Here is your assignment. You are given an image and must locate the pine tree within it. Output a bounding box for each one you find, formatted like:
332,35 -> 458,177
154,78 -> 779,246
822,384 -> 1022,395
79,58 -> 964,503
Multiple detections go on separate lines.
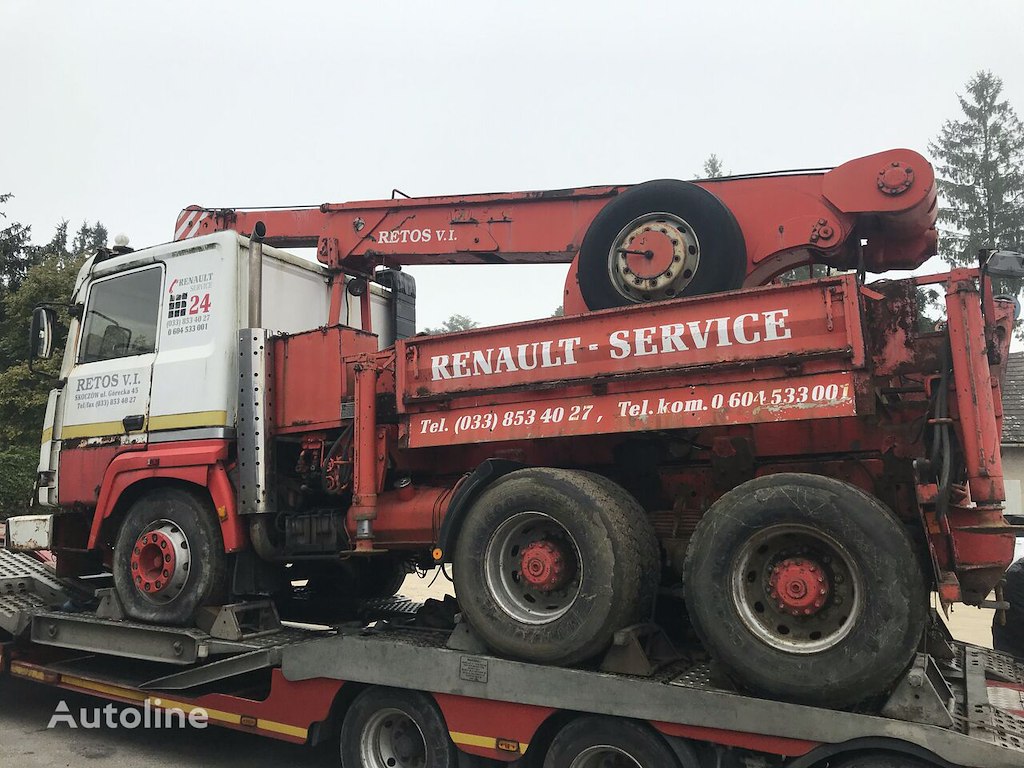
701,154 -> 725,178
0,194 -> 36,293
929,71 -> 1024,282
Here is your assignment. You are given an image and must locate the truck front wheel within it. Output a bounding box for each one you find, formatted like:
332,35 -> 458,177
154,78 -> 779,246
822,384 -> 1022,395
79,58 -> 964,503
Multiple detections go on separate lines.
453,468 -> 660,666
682,473 -> 927,708
112,486 -> 228,625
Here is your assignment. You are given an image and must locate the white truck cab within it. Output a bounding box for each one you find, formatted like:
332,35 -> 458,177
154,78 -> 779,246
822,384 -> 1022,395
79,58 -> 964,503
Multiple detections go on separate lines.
34,231 -> 397,508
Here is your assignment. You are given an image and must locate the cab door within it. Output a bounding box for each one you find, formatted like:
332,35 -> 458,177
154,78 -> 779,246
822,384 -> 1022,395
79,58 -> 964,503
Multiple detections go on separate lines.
56,265 -> 163,503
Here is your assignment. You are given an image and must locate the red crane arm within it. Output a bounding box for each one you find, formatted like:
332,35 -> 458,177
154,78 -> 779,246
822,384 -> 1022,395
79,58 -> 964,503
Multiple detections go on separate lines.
175,148 -> 936,281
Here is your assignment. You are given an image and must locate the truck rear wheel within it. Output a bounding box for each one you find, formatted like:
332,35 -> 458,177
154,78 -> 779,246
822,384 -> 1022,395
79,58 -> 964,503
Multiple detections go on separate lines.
543,716 -> 681,768
340,686 -> 457,768
453,468 -> 659,666
682,473 -> 927,708
578,180 -> 746,310
112,486 -> 228,626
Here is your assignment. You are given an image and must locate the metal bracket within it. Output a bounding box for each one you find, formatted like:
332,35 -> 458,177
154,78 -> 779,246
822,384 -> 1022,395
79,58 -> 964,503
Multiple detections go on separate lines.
94,587 -> 126,620
445,617 -> 489,654
881,653 -> 955,727
195,600 -> 281,641
600,623 -> 683,677
237,329 -> 276,515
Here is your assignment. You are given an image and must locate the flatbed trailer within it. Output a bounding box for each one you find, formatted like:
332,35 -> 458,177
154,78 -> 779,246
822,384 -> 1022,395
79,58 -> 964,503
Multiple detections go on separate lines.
2,550 -> 1024,768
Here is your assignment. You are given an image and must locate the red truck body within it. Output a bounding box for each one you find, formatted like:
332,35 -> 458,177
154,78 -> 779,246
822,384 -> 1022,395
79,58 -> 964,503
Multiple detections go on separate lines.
11,147 -> 1019,710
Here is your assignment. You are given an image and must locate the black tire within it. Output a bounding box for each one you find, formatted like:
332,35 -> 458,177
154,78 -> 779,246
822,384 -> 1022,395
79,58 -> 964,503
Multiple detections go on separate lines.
993,558 -> 1024,656
340,686 -> 457,768
832,751 -> 938,768
453,468 -> 660,666
543,716 -> 681,768
578,180 -> 746,310
354,555 -> 412,599
682,473 -> 927,708
112,486 -> 228,625
307,555 -> 411,600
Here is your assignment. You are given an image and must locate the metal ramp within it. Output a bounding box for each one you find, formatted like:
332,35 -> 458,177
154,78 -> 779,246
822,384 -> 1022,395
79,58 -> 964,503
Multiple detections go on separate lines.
0,549 -> 73,636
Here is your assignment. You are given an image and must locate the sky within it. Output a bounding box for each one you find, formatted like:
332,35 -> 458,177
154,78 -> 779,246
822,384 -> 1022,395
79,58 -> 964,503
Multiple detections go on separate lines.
2,0 -> 1024,330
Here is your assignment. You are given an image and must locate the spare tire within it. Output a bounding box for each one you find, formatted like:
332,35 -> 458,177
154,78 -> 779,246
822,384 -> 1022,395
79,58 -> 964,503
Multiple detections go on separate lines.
578,180 -> 746,310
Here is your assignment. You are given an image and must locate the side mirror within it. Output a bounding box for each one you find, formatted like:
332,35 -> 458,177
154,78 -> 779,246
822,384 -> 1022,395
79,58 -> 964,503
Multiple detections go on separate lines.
984,250 -> 1024,279
30,306 -> 56,361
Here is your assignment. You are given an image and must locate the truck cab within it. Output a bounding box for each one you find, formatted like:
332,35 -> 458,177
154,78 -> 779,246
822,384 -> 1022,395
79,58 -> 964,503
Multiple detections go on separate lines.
28,232 -> 402,568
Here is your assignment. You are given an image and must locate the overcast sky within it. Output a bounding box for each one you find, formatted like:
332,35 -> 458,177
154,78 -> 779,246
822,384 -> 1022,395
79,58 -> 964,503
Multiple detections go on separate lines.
3,0 -> 1023,330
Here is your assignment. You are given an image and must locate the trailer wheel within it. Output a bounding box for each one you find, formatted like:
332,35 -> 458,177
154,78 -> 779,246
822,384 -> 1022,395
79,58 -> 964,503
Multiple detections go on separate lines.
682,474 -> 927,708
578,180 -> 746,310
453,468 -> 660,666
112,486 -> 228,625
340,687 -> 457,768
543,716 -> 681,768
832,751 -> 938,768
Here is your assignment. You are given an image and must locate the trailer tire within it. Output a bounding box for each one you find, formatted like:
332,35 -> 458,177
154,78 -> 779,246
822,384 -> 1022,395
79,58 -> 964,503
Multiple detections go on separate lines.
682,473 -> 927,708
453,468 -> 660,666
112,486 -> 228,626
578,179 -> 746,310
833,751 -> 938,768
340,687 -> 457,768
543,716 -> 681,768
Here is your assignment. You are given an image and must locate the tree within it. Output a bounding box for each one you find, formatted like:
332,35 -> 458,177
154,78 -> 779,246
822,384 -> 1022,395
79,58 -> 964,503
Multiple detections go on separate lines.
0,193 -> 37,294
551,305 -> 564,317
422,313 -> 479,335
0,198 -> 105,516
700,154 -> 725,179
929,71 -> 1024,282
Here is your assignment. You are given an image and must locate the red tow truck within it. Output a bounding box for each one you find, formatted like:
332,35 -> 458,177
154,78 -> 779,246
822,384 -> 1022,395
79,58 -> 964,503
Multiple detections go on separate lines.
3,148 -> 1024,766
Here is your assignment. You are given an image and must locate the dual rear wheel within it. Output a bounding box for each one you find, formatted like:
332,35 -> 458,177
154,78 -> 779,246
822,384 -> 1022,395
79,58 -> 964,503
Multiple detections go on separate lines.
339,691 -> 682,768
454,470 -> 928,708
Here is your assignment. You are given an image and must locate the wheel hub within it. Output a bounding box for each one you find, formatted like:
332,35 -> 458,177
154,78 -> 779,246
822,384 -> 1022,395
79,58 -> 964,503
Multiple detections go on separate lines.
609,212 -> 700,302
130,521 -> 191,603
768,558 -> 830,616
520,540 -> 571,592
361,708 -> 427,768
732,523 -> 862,654
485,511 -> 585,625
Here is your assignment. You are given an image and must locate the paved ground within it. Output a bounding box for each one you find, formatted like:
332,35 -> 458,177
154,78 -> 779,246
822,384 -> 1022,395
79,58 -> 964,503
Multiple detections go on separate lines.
0,571 -> 1005,767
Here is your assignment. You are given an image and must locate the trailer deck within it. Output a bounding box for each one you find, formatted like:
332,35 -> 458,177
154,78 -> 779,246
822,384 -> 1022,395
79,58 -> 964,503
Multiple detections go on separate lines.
2,549 -> 1024,767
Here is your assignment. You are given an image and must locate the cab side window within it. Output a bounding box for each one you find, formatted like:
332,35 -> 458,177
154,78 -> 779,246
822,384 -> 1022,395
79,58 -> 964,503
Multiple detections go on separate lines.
80,267 -> 162,363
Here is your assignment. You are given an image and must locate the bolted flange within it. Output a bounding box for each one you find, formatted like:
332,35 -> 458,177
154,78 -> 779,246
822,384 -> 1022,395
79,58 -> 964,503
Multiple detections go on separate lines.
877,160 -> 915,196
520,540 -> 572,592
768,557 -> 831,617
